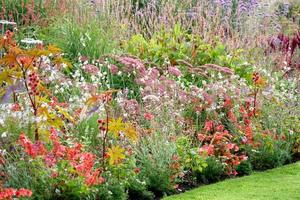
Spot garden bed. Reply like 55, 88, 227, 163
0, 0, 299, 200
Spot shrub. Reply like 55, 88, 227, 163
247, 134, 292, 171
236, 160, 253, 176
135, 132, 181, 196
196, 157, 225, 184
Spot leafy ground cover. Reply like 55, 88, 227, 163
166, 162, 300, 200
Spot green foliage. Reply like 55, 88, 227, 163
38, 17, 118, 60
247, 135, 292, 171
2, 154, 93, 200
276, 0, 300, 31
75, 114, 100, 149
127, 178, 155, 200
236, 160, 253, 176
176, 136, 207, 173
95, 182, 128, 200
2, 156, 53, 199
123, 24, 253, 82
135, 133, 179, 196
196, 157, 225, 184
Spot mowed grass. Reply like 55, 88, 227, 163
165, 162, 300, 200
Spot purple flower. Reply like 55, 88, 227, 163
109, 64, 119, 75
168, 66, 182, 77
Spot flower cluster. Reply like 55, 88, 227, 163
0, 187, 32, 200
19, 129, 105, 187
198, 120, 248, 176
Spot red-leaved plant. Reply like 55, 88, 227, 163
269, 31, 300, 75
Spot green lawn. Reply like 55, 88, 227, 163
165, 162, 300, 200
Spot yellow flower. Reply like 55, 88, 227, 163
124, 123, 138, 142
107, 145, 125, 165
108, 118, 125, 137
108, 118, 138, 141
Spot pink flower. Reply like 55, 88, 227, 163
239, 155, 248, 161
199, 144, 215, 156
144, 112, 154, 120
44, 154, 57, 167
215, 124, 224, 132
109, 64, 119, 74
204, 120, 214, 132
51, 171, 59, 178
83, 64, 99, 75
148, 68, 160, 79
168, 66, 182, 77
197, 133, 206, 141
79, 56, 89, 62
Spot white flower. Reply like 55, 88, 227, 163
0, 118, 4, 126
0, 20, 16, 25
1, 132, 7, 138
21, 38, 43, 45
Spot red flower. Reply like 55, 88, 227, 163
134, 167, 141, 174
74, 153, 95, 175
51, 171, 59, 178
215, 124, 224, 132
15, 188, 32, 198
223, 94, 232, 108
204, 120, 214, 132
245, 126, 253, 142
199, 144, 215, 156
11, 103, 21, 112
0, 188, 32, 200
85, 169, 105, 186
0, 188, 16, 200
197, 133, 206, 141
19, 133, 47, 158
144, 112, 154, 120
214, 133, 223, 141
227, 109, 237, 123
52, 141, 66, 158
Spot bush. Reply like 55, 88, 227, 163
196, 157, 225, 184
135, 133, 181, 196
96, 183, 127, 200
236, 161, 253, 176
247, 135, 292, 171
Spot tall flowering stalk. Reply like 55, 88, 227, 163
0, 30, 73, 141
